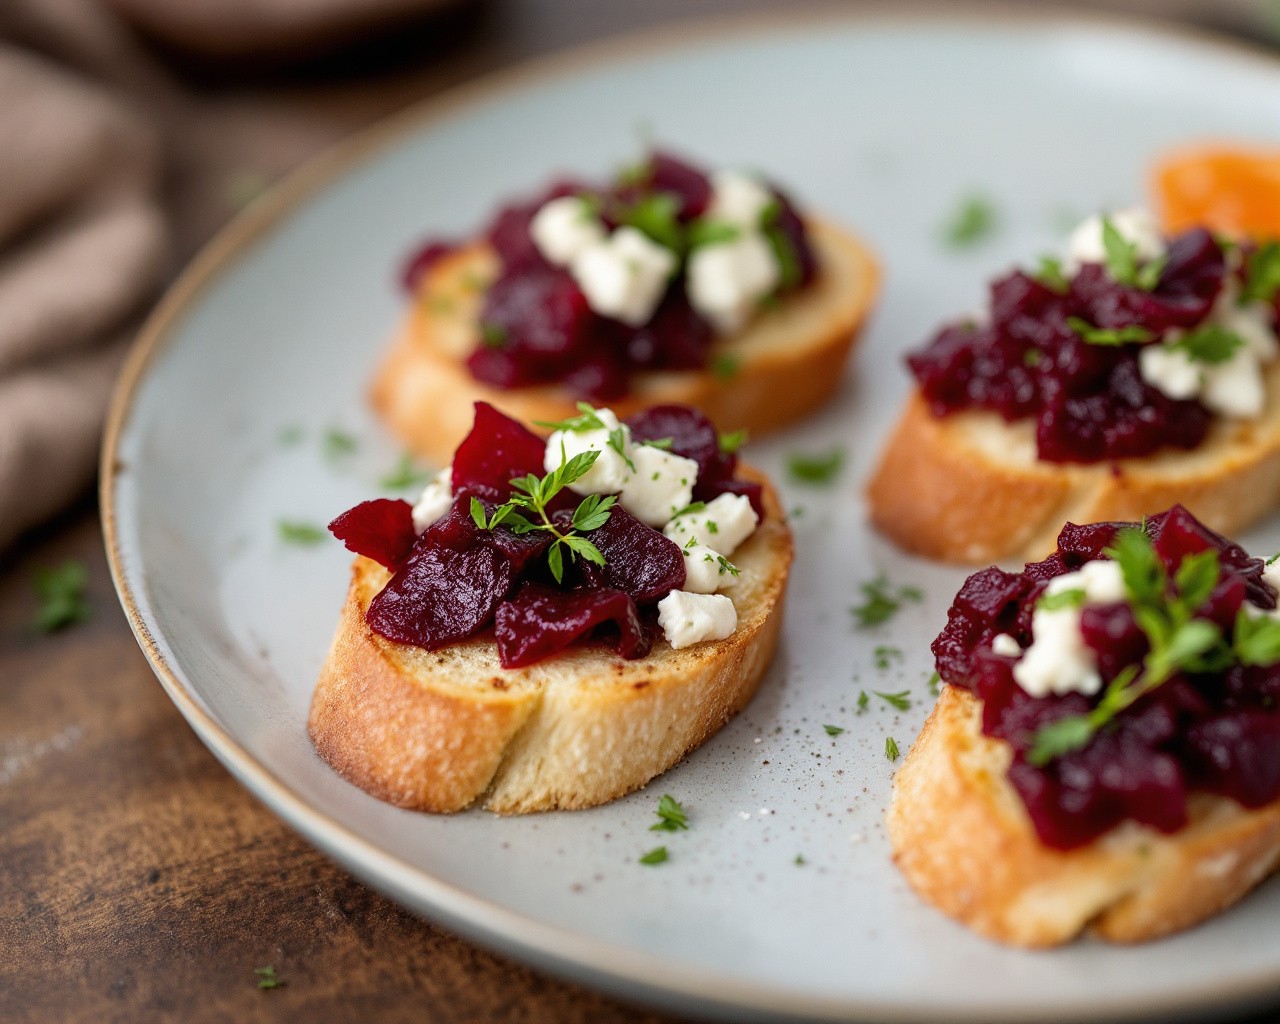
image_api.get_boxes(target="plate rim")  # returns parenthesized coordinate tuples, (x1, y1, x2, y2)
(100, 5, 1280, 1021)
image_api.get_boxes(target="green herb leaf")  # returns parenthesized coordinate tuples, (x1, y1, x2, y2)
(1037, 587, 1087, 612)
(547, 542, 565, 584)
(1027, 712, 1097, 767)
(469, 496, 487, 530)
(1169, 324, 1245, 365)
(380, 453, 435, 491)
(639, 845, 669, 865)
(794, 854, 806, 866)
(1135, 252, 1168, 291)
(561, 534, 606, 567)
(278, 521, 326, 546)
(1240, 240, 1280, 306)
(941, 195, 998, 248)
(927, 670, 942, 696)
(254, 965, 283, 990)
(688, 218, 741, 249)
(852, 575, 923, 627)
(715, 555, 740, 577)
(874, 645, 903, 670)
(649, 794, 689, 832)
(33, 560, 91, 632)
(786, 447, 844, 484)
(323, 428, 357, 461)
(480, 323, 508, 348)
(823, 724, 845, 736)
(885, 736, 901, 762)
(641, 436, 674, 450)
(607, 426, 636, 472)
(619, 191, 683, 252)
(1023, 349, 1043, 367)
(856, 691, 870, 713)
(571, 493, 616, 533)
(1066, 316, 1155, 346)
(1234, 610, 1280, 666)
(1101, 216, 1138, 284)
(873, 689, 911, 711)
(1034, 255, 1070, 293)
(718, 429, 749, 454)
(535, 402, 607, 433)
(671, 501, 707, 519)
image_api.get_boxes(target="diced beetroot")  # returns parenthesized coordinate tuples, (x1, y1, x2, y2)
(495, 583, 650, 667)
(400, 241, 458, 293)
(559, 352, 630, 402)
(451, 402, 547, 500)
(1080, 602, 1149, 681)
(487, 179, 589, 270)
(626, 405, 719, 469)
(480, 263, 593, 364)
(709, 478, 765, 521)
(567, 504, 685, 604)
(765, 185, 818, 287)
(623, 283, 715, 371)
(1054, 519, 1124, 566)
(908, 228, 1229, 463)
(1184, 713, 1280, 808)
(648, 152, 712, 220)
(465, 346, 545, 390)
(328, 499, 417, 571)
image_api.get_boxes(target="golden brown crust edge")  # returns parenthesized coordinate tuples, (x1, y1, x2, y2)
(371, 218, 880, 464)
(888, 686, 1280, 947)
(867, 366, 1280, 565)
(308, 467, 792, 814)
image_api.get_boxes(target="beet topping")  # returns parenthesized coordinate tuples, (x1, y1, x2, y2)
(908, 228, 1234, 463)
(934, 505, 1280, 850)
(404, 151, 817, 400)
(332, 403, 755, 668)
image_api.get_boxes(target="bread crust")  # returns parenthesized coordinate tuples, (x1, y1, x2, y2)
(308, 467, 793, 813)
(867, 363, 1280, 564)
(888, 686, 1280, 947)
(371, 219, 880, 464)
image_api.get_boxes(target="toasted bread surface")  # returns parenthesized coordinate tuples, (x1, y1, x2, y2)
(888, 686, 1280, 947)
(867, 362, 1280, 564)
(308, 467, 793, 813)
(371, 219, 880, 463)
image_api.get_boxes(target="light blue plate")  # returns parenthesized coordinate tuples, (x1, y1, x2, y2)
(104, 10, 1280, 1022)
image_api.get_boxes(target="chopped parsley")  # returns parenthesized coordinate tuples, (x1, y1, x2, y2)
(380, 454, 434, 491)
(323, 428, 357, 461)
(1023, 348, 1043, 367)
(941, 194, 998, 247)
(1241, 240, 1280, 306)
(1066, 316, 1155, 347)
(710, 354, 741, 379)
(856, 690, 870, 713)
(641, 436, 674, 450)
(469, 450, 613, 583)
(873, 689, 911, 712)
(254, 965, 283, 990)
(278, 521, 326, 545)
(794, 854, 806, 866)
(672, 501, 707, 519)
(1101, 217, 1166, 290)
(852, 575, 924, 627)
(649, 794, 689, 832)
(718, 429, 749, 455)
(480, 322, 508, 348)
(536, 402, 607, 433)
(33, 560, 91, 632)
(823, 724, 845, 736)
(927, 671, 942, 696)
(873, 645, 903, 670)
(1028, 528, 1244, 765)
(885, 736, 901, 762)
(639, 845, 669, 866)
(1169, 324, 1244, 365)
(786, 447, 844, 484)
(619, 191, 683, 252)
(1036, 587, 1087, 611)
(1033, 255, 1070, 293)
(688, 218, 741, 249)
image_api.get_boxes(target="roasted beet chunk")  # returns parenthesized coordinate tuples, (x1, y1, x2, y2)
(329, 499, 417, 571)
(478, 263, 593, 368)
(451, 402, 547, 500)
(572, 504, 685, 604)
(400, 240, 457, 293)
(495, 583, 650, 667)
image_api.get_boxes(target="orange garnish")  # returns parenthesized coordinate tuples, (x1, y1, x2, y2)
(1152, 145, 1280, 240)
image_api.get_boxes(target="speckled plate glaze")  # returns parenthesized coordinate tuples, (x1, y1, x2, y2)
(104, 9, 1280, 1022)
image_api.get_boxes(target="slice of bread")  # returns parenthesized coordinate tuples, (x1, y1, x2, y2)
(888, 685, 1280, 947)
(371, 219, 880, 464)
(866, 362, 1280, 564)
(308, 467, 793, 813)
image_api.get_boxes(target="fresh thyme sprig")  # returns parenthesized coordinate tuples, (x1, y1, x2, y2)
(469, 447, 615, 584)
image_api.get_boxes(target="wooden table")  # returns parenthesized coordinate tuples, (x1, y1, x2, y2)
(4, 3, 1280, 1021)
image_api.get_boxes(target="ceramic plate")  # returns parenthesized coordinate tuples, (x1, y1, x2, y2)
(104, 10, 1280, 1022)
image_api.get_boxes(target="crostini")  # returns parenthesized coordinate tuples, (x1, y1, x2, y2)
(309, 401, 793, 813)
(867, 208, 1280, 563)
(889, 505, 1280, 946)
(374, 150, 880, 463)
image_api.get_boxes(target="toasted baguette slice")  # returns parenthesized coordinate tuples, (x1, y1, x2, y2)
(372, 219, 880, 463)
(308, 468, 792, 813)
(867, 362, 1280, 564)
(888, 686, 1280, 947)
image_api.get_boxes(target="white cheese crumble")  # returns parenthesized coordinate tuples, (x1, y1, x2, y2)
(657, 590, 737, 649)
(687, 232, 781, 334)
(1063, 207, 1164, 277)
(570, 226, 675, 327)
(544, 408, 633, 496)
(1245, 558, 1280, 620)
(663, 492, 758, 556)
(529, 196, 606, 267)
(411, 467, 453, 533)
(1138, 342, 1201, 400)
(1012, 560, 1126, 699)
(991, 632, 1021, 657)
(679, 541, 738, 594)
(618, 443, 698, 527)
(705, 169, 774, 228)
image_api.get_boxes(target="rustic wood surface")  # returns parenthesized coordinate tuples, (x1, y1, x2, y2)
(5, 3, 1280, 1022)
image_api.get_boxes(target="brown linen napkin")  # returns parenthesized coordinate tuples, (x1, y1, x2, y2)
(0, 46, 167, 549)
